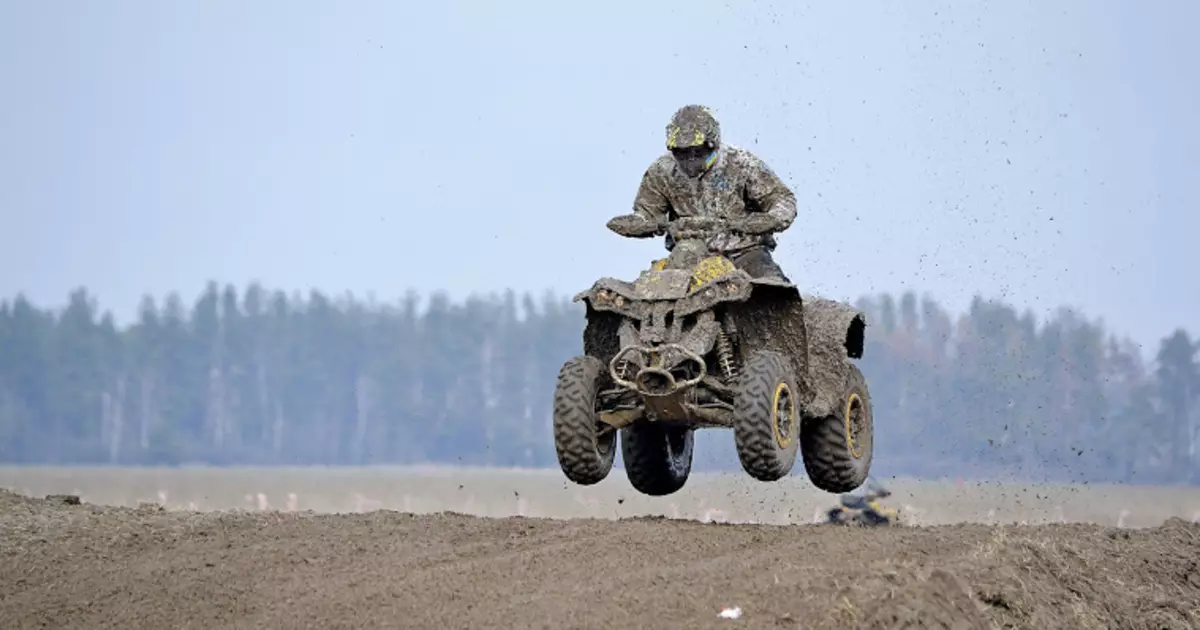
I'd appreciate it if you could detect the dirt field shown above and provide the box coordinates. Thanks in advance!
[3,467,1200,629]
[6,465,1200,527]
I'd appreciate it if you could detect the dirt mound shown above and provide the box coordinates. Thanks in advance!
[2,489,1198,630]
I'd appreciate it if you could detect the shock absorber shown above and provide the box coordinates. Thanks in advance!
[715,327,737,379]
[615,358,631,380]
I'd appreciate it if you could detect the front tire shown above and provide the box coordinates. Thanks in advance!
[621,422,694,496]
[553,355,617,485]
[801,363,874,493]
[733,350,802,482]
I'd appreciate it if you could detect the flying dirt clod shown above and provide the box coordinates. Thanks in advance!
[552,105,876,497]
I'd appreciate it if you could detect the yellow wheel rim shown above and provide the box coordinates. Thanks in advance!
[772,381,796,449]
[844,393,864,459]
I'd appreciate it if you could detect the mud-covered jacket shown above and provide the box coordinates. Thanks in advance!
[609,144,798,253]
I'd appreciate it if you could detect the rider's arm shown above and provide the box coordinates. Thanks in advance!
[607,163,671,238]
[740,153,797,234]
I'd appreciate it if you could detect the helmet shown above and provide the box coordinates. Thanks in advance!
[665,105,720,177]
[665,104,720,150]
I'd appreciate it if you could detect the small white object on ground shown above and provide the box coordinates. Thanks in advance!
[718,606,742,619]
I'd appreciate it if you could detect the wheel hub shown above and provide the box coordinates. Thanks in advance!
[771,382,795,448]
[844,393,865,459]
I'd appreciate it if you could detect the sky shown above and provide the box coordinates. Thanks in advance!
[0,0,1196,355]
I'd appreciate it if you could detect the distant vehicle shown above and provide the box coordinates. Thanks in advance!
[824,477,901,527]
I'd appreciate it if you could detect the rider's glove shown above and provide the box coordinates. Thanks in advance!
[729,214,782,235]
[607,214,663,238]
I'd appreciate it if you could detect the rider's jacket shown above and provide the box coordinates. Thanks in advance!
[628,144,798,253]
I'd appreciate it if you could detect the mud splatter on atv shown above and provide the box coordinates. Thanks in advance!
[554,221,875,497]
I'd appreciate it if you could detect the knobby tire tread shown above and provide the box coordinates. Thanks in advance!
[621,423,693,497]
[553,355,615,485]
[733,350,799,482]
[801,363,872,493]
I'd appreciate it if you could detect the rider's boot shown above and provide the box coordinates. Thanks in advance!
[728,246,791,282]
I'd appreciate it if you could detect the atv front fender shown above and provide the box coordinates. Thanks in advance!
[801,296,867,418]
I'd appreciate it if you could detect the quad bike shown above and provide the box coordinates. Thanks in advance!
[552,215,875,497]
[824,478,901,526]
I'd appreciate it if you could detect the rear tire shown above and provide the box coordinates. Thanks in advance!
[553,355,617,485]
[621,422,694,496]
[732,350,802,482]
[801,363,873,493]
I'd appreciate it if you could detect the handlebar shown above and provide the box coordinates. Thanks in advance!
[667,216,734,242]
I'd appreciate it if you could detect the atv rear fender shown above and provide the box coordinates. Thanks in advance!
[724,282,808,390]
[800,296,868,418]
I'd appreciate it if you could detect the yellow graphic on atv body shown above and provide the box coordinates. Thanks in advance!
[645,255,736,287]
[689,256,737,291]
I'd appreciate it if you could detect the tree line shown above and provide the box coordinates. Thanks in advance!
[0,281,1196,485]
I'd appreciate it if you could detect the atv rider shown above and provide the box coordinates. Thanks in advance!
[605,104,797,282]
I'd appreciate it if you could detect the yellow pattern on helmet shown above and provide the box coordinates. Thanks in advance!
[666,105,720,150]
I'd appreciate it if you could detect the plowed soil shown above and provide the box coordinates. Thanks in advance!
[2,489,1199,630]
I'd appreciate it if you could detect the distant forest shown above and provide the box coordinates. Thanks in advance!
[0,282,1197,485]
